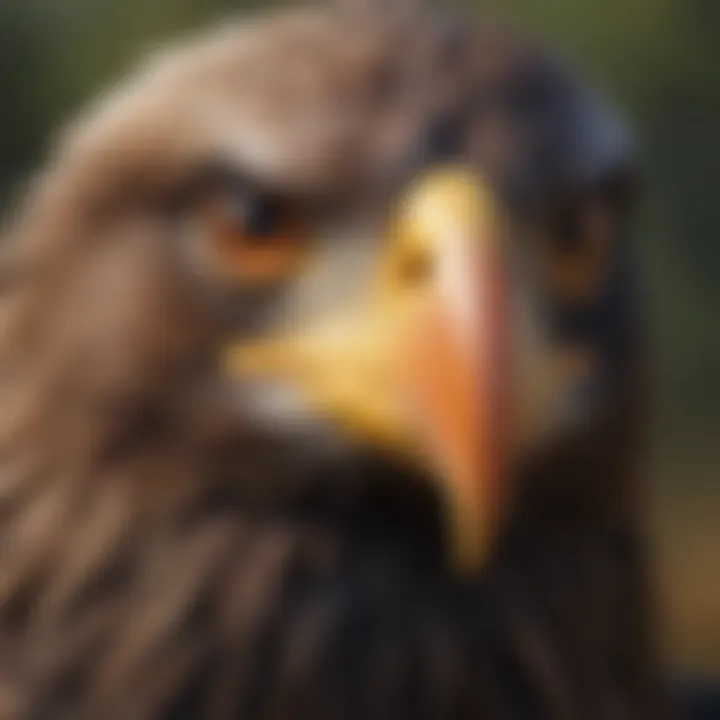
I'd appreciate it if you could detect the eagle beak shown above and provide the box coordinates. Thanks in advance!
[227,169,512,574]
[390,170,512,572]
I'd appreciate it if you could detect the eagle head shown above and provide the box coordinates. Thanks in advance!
[0,1,637,583]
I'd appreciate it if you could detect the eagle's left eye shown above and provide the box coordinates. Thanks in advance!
[202,185,311,284]
[543,193,617,304]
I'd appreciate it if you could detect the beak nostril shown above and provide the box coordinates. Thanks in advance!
[398,250,435,286]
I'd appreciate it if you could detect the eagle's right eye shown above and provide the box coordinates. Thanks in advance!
[200,184,312,284]
[234,193,283,242]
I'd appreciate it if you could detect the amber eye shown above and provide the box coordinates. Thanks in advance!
[205,187,309,283]
[545,195,616,303]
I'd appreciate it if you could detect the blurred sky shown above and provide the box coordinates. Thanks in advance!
[0,0,717,676]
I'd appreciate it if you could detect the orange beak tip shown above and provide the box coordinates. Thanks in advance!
[395,296,503,574]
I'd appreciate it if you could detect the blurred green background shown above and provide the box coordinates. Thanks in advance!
[0,0,717,677]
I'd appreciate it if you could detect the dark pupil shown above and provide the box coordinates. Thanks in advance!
[554,208,584,253]
[236,193,282,240]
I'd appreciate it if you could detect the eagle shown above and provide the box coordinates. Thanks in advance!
[0,0,667,718]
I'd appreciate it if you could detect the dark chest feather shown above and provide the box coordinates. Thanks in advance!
[0,472,665,720]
